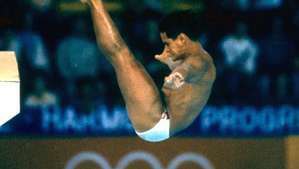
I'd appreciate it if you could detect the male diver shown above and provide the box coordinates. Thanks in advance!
[82,0,216,142]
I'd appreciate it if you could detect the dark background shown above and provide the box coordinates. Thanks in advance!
[1,0,299,136]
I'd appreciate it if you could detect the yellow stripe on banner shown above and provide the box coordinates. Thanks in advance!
[162,0,204,13]
[58,2,123,13]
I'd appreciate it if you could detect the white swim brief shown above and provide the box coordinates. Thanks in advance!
[135,112,170,142]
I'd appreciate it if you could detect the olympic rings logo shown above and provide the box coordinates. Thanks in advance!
[65,151,215,169]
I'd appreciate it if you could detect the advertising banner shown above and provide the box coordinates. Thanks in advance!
[0,137,286,169]
[2,105,299,136]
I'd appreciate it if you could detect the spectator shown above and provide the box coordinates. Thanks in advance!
[56,18,110,103]
[260,17,294,71]
[0,30,22,58]
[221,22,258,75]
[24,76,59,108]
[19,13,50,75]
[258,17,295,102]
[220,22,259,103]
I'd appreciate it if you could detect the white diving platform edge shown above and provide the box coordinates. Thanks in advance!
[0,52,20,126]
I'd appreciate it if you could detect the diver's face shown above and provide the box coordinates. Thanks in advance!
[159,32,190,61]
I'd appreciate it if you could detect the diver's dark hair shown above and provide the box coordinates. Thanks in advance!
[159,10,201,41]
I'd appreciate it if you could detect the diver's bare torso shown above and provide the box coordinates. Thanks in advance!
[157,37,216,134]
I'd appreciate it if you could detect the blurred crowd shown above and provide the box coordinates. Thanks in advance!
[1,0,299,113]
